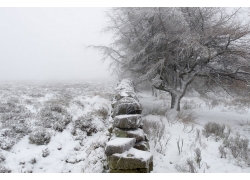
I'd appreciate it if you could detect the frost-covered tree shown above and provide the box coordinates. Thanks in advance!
[93,7,250,111]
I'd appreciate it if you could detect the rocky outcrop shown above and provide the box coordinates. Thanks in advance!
[105,79,153,173]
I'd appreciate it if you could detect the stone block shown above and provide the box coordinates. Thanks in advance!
[112,97,142,117]
[133,141,150,151]
[113,128,145,143]
[108,148,153,170]
[113,114,142,129]
[105,138,136,156]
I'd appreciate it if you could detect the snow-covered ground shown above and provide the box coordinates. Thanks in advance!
[1,81,250,173]
[139,91,250,173]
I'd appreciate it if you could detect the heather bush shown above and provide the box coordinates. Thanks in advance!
[176,111,197,125]
[29,127,51,145]
[142,106,168,116]
[92,106,109,120]
[143,118,171,154]
[73,100,85,108]
[0,130,19,150]
[0,153,5,163]
[202,122,228,139]
[0,165,11,173]
[38,105,72,132]
[72,116,97,136]
[222,134,250,162]
[29,158,36,164]
[42,148,50,158]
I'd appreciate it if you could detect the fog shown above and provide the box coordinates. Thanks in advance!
[0,7,114,82]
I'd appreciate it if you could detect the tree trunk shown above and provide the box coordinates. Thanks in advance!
[170,93,181,111]
[151,86,157,97]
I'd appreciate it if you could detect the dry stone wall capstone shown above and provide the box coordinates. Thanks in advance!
[105,79,153,173]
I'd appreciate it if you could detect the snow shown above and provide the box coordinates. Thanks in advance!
[106,138,135,147]
[114,148,153,162]
[0,81,114,173]
[1,81,250,173]
[138,91,250,173]
[115,114,141,119]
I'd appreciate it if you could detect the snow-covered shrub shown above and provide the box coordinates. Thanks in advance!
[0,153,5,163]
[222,134,250,163]
[182,100,200,110]
[176,111,197,125]
[8,120,31,134]
[92,106,109,120]
[175,158,198,173]
[0,130,16,150]
[141,106,167,116]
[211,99,220,108]
[42,148,50,158]
[231,98,250,109]
[28,92,44,98]
[48,94,72,107]
[0,165,11,173]
[218,145,227,158]
[39,105,72,132]
[29,127,51,145]
[72,116,97,136]
[29,158,36,164]
[194,148,202,169]
[0,101,31,122]
[202,122,227,138]
[73,100,85,108]
[143,118,171,154]
[186,158,197,173]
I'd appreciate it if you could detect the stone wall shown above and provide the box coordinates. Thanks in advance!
[105,79,153,173]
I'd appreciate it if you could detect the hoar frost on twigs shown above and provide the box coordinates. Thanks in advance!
[92,7,250,111]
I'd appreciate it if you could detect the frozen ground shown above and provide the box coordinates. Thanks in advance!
[1,81,250,173]
[139,91,250,173]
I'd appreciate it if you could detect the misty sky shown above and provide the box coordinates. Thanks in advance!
[0,7,114,82]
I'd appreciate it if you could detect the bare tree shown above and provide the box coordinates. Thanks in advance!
[92,7,250,111]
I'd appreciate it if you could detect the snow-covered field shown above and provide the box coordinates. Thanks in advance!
[0,81,115,173]
[139,91,250,173]
[1,81,250,173]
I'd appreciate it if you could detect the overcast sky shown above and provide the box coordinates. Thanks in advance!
[0,6,249,82]
[0,7,114,82]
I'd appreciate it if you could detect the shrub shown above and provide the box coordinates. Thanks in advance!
[29,127,51,145]
[176,111,197,125]
[72,116,97,136]
[202,122,227,139]
[29,158,36,164]
[143,118,171,154]
[141,106,168,116]
[93,107,109,120]
[42,148,50,158]
[9,121,31,134]
[0,153,5,163]
[0,135,16,150]
[194,148,202,169]
[222,134,249,161]
[39,105,72,132]
[0,165,11,173]
[211,99,220,107]
[182,100,200,110]
[73,100,85,108]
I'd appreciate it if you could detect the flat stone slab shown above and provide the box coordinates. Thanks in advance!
[115,79,134,93]
[108,148,153,170]
[134,141,150,151]
[113,128,145,142]
[113,114,142,129]
[112,97,142,117]
[110,164,153,173]
[114,90,138,101]
[105,138,136,156]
